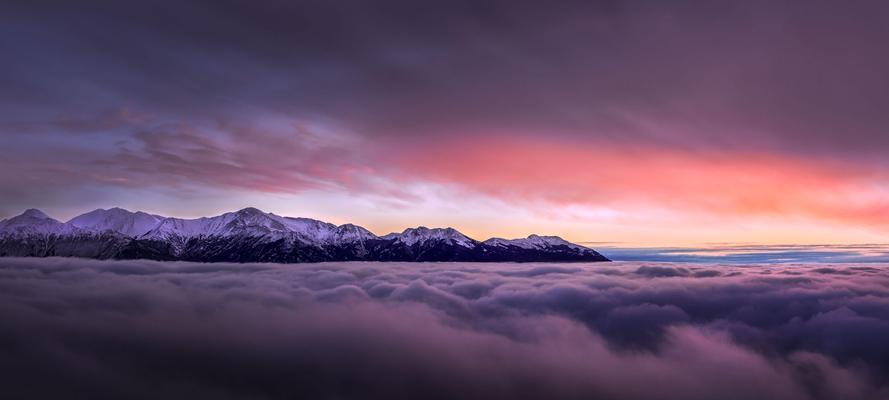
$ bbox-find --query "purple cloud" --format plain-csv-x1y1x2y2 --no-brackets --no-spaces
1,258,888,398
3,1,889,228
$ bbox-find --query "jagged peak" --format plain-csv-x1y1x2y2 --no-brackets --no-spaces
2,206,599,256
0,205,609,261
227,208,278,223
484,234,589,251
391,226,475,247
401,226,462,235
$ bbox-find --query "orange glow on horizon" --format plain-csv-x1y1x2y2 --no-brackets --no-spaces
376,135,889,245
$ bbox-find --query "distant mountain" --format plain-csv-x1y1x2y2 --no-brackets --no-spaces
68,207,164,237
0,207,610,263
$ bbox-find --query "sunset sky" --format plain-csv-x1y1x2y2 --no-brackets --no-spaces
2,1,889,246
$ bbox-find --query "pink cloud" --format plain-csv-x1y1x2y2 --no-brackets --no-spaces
384,135,889,228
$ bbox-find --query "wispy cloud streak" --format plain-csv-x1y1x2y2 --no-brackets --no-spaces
598,244,889,263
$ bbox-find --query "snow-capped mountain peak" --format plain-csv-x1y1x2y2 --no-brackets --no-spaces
483,234,589,251
389,226,476,248
334,223,377,243
0,206,609,262
524,234,587,250
68,208,165,237
0,209,74,236
139,208,374,245
144,208,285,239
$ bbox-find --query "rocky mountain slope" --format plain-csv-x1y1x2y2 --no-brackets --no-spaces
0,208,610,263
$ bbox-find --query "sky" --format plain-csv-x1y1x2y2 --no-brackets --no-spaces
2,0,889,246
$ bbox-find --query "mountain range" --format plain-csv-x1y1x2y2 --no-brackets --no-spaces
0,207,610,263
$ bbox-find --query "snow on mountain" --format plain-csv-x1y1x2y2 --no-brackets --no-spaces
2,208,588,252
0,207,610,262
142,207,377,245
144,208,284,240
0,209,78,236
386,227,476,248
333,223,377,243
484,234,590,251
67,208,164,237
273,215,338,243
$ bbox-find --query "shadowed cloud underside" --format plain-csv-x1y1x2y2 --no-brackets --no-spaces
1,258,888,399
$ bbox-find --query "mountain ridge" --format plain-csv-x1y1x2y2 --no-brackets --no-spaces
0,207,610,263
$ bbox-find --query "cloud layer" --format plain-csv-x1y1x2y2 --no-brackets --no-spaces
598,243,889,263
1,258,889,399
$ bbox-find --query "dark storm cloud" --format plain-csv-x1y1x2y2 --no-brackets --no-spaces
1,258,889,399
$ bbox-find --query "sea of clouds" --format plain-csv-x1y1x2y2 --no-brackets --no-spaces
1,258,888,399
